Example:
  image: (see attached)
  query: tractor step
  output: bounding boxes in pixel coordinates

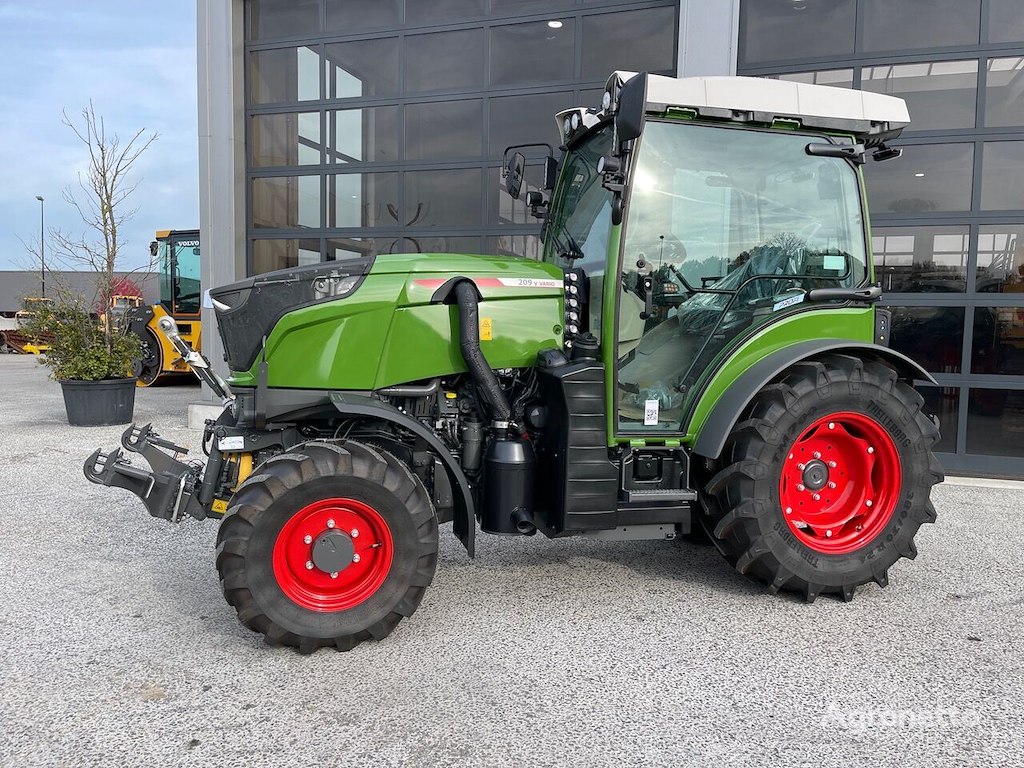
[622,487,698,503]
[84,423,206,523]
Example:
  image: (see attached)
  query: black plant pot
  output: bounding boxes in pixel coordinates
[60,378,137,426]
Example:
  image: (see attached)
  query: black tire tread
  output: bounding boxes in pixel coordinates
[215,440,438,653]
[698,353,942,602]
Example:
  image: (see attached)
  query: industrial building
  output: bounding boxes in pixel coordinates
[195,0,1024,477]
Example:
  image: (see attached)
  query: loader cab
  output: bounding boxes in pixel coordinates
[538,73,894,438]
[152,229,201,318]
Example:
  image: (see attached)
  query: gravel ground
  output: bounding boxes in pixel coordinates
[0,355,1021,768]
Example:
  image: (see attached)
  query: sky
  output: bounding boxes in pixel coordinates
[0,1,198,272]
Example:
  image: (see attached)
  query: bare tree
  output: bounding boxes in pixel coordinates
[49,102,158,355]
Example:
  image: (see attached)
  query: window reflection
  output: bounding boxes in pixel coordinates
[249,0,320,41]
[251,112,322,167]
[888,306,964,373]
[250,47,321,104]
[967,389,1024,457]
[873,226,968,293]
[864,143,974,214]
[252,176,321,229]
[739,0,855,64]
[485,234,543,260]
[862,0,981,52]
[981,142,1024,211]
[325,0,400,33]
[327,173,398,228]
[977,226,1024,293]
[490,20,575,87]
[406,0,485,25]
[252,238,322,274]
[770,70,853,88]
[325,39,399,99]
[404,169,483,227]
[581,8,677,78]
[919,386,958,453]
[405,100,484,160]
[985,57,1024,128]
[488,91,570,157]
[861,61,977,131]
[328,107,399,164]
[988,0,1024,44]
[972,307,1024,375]
[406,29,484,93]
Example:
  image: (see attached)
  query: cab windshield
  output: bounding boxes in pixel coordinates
[617,120,868,432]
[544,123,614,338]
[159,234,201,316]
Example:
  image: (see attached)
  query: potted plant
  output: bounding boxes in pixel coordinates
[26,102,157,426]
[24,296,141,425]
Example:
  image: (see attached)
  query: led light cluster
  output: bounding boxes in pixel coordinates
[563,270,582,350]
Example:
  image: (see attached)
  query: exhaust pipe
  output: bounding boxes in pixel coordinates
[511,507,537,536]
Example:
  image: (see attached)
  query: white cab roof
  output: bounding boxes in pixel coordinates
[607,71,910,138]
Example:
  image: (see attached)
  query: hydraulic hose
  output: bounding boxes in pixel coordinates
[454,281,511,423]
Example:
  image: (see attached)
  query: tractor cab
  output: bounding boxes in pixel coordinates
[524,71,910,439]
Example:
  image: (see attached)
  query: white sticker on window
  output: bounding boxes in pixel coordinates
[773,293,805,312]
[823,255,846,272]
[218,436,244,451]
[644,399,660,426]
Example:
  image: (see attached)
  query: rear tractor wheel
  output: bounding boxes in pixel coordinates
[215,440,438,652]
[699,354,942,602]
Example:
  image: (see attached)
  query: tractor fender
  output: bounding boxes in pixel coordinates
[691,340,937,461]
[328,391,475,557]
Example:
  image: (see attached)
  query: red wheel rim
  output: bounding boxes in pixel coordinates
[272,498,393,611]
[778,411,901,555]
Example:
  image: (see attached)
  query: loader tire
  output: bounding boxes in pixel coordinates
[698,354,942,603]
[216,440,438,653]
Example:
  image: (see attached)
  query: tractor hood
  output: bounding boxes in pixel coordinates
[213,253,565,385]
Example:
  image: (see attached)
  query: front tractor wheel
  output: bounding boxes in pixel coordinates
[215,441,438,653]
[700,354,942,602]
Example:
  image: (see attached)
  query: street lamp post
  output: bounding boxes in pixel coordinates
[34,195,45,298]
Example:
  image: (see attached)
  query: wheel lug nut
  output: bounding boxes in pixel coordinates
[828,482,836,489]
[797,463,806,470]
[303,534,312,545]
[813,451,821,459]
[813,493,821,501]
[856,525,863,531]
[867,447,874,454]
[330,572,338,579]
[305,560,314,570]
[828,461,837,468]
[350,528,359,538]
[352,553,361,563]
[825,530,833,538]
[785,507,792,514]
[789,453,794,460]
[327,519,335,528]
[865,500,873,507]
[828,422,835,430]
[797,484,805,492]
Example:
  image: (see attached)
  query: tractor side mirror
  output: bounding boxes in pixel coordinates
[504,152,526,200]
[614,72,647,148]
[149,240,158,258]
[543,156,558,191]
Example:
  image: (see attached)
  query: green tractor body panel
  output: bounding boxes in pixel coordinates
[227,254,564,390]
[680,307,875,443]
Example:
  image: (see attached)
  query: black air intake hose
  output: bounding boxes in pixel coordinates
[455,281,511,423]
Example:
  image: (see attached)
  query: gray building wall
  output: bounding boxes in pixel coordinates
[0,271,161,316]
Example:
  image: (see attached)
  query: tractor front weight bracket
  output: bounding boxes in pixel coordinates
[84,423,206,523]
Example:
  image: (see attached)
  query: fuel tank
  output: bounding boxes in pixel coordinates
[212,253,566,390]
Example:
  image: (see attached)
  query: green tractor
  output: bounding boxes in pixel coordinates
[85,72,941,653]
